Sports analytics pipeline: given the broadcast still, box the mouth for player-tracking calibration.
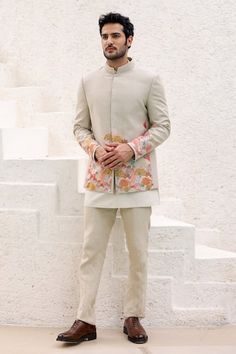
[106,47,116,51]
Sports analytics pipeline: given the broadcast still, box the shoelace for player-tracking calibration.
[131,317,140,328]
[71,319,80,328]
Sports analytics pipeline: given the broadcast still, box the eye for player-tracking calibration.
[112,33,121,38]
[101,34,108,40]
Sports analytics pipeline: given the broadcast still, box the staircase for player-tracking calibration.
[0,59,236,328]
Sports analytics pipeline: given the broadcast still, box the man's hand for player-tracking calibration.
[94,146,108,163]
[100,143,134,169]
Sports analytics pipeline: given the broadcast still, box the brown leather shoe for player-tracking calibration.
[123,317,148,344]
[56,319,96,344]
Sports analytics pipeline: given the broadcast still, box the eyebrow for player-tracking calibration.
[101,32,122,36]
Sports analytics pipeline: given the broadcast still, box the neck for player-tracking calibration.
[106,55,129,70]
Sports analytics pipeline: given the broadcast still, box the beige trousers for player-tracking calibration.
[76,206,152,325]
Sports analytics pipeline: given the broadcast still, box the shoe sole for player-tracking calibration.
[123,326,148,344]
[56,332,97,344]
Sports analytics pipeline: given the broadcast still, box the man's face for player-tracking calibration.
[101,23,133,60]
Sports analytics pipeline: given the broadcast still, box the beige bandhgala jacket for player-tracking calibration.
[73,58,171,194]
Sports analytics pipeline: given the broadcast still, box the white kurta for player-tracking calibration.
[84,189,160,208]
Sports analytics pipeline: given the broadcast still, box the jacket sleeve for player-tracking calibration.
[73,77,100,159]
[127,74,171,160]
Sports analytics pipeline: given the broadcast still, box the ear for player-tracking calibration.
[127,36,133,49]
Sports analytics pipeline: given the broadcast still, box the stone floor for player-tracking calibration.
[0,324,236,354]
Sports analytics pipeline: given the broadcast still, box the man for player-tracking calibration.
[57,12,170,345]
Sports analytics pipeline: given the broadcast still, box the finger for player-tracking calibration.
[100,151,117,162]
[105,143,119,148]
[112,162,123,170]
[97,151,107,159]
[106,160,122,169]
[97,157,107,164]
[104,145,115,152]
[102,156,120,167]
[105,142,119,146]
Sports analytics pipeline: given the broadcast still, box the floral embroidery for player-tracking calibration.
[103,168,112,176]
[128,130,153,160]
[113,152,153,193]
[119,178,130,191]
[85,159,112,192]
[80,136,99,158]
[83,132,155,193]
[85,182,96,191]
[115,169,127,178]
[104,133,127,143]
[142,176,153,188]
[135,168,147,176]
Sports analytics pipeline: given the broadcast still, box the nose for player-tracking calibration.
[106,35,114,46]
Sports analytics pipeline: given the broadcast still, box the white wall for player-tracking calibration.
[0,0,235,250]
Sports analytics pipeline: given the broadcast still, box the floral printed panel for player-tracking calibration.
[80,136,100,159]
[115,154,153,193]
[85,159,113,192]
[128,124,158,160]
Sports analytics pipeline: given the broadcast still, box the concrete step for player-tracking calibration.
[195,228,221,248]
[170,307,228,327]
[0,63,16,87]
[152,197,185,220]
[0,100,18,128]
[0,157,83,215]
[49,214,84,243]
[0,207,84,243]
[0,182,58,239]
[195,245,236,259]
[0,208,39,243]
[173,280,236,314]
[150,215,195,254]
[98,275,174,328]
[0,237,81,327]
[113,246,185,279]
[148,250,185,278]
[0,86,44,126]
[31,112,81,156]
[1,127,48,159]
[111,215,196,278]
[40,85,75,112]
[193,245,236,282]
[145,276,173,325]
[0,181,57,211]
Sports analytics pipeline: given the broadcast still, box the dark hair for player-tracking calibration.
[98,12,134,39]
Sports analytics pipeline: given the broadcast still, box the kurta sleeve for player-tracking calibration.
[73,77,100,159]
[127,74,171,160]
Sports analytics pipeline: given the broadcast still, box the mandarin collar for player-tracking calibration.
[105,57,134,74]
